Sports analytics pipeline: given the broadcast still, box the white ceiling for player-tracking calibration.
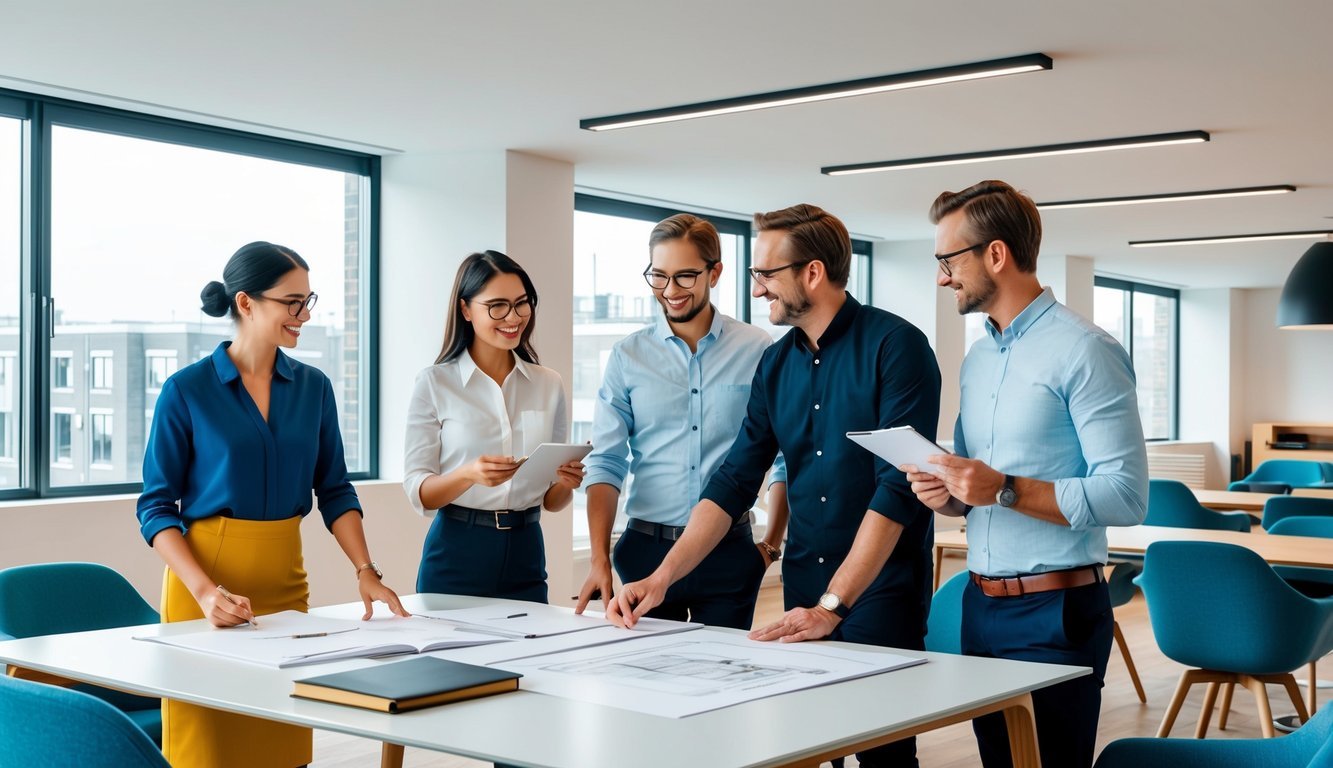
[4,0,1331,289]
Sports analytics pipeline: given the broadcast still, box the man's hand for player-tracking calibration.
[902,464,954,511]
[748,606,840,643]
[606,574,667,629]
[919,454,1005,508]
[574,559,613,615]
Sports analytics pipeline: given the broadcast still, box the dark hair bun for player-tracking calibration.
[200,280,231,317]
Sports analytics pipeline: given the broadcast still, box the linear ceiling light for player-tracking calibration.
[579,53,1052,131]
[1129,231,1333,248]
[1037,185,1295,210]
[821,130,1209,175]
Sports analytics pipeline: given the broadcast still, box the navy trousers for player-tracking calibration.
[416,508,548,604]
[612,521,766,630]
[961,577,1113,768]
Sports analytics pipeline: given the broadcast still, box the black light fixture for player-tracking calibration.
[1128,230,1333,248]
[821,130,1209,176]
[1037,185,1295,210]
[1277,240,1333,329]
[579,53,1052,131]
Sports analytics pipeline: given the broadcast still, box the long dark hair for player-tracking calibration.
[200,241,309,319]
[435,250,540,365]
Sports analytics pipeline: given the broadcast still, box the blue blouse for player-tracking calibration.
[136,342,361,545]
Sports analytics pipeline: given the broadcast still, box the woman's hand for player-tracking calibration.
[198,585,257,628]
[551,460,586,492]
[357,572,409,621]
[469,454,522,487]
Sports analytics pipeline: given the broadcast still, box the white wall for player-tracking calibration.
[1241,287,1333,429]
[1178,288,1244,486]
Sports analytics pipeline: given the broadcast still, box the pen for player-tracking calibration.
[254,628,359,640]
[216,584,259,628]
[504,613,527,619]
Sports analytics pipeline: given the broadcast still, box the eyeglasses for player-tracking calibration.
[254,292,318,317]
[748,260,811,284]
[642,265,712,291]
[471,299,534,320]
[934,243,986,277]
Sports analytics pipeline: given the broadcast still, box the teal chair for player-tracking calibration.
[1263,496,1333,530]
[1107,560,1148,703]
[924,570,968,654]
[1268,516,1333,719]
[0,563,161,745]
[1138,541,1333,739]
[1230,459,1333,493]
[0,674,168,768]
[1094,702,1333,767]
[1147,479,1252,531]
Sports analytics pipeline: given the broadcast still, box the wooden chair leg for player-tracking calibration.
[1244,675,1277,738]
[1159,670,1199,738]
[1311,661,1319,715]
[1279,673,1312,726]
[381,742,404,768]
[1113,621,1147,703]
[1195,681,1220,738]
[1218,682,1235,730]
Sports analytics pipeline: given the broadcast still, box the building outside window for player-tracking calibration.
[146,351,178,391]
[90,410,113,468]
[1093,277,1179,440]
[52,411,73,466]
[51,352,72,391]
[90,351,113,391]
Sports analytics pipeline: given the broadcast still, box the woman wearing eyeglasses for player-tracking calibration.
[404,250,584,604]
[137,241,408,768]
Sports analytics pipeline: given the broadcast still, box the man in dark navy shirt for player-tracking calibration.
[608,204,941,768]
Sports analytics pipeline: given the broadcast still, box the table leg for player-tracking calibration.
[933,545,943,591]
[1002,693,1042,768]
[381,742,404,768]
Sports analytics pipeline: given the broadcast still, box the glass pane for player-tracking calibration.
[0,116,20,491]
[48,126,370,488]
[1132,291,1177,440]
[1093,286,1129,349]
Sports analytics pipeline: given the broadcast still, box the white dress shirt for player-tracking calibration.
[403,349,568,517]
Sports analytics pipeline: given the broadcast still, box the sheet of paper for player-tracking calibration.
[845,426,950,470]
[435,616,704,666]
[414,602,609,638]
[495,628,927,718]
[511,442,593,486]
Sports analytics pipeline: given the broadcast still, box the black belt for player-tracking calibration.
[442,504,540,530]
[627,511,752,542]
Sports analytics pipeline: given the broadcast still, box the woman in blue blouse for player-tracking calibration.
[137,241,407,768]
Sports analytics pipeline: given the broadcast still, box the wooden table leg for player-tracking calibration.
[933,545,943,591]
[381,742,404,768]
[1002,693,1042,768]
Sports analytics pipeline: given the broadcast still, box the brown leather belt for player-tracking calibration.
[970,565,1104,598]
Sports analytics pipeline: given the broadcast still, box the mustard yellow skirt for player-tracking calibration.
[161,515,310,768]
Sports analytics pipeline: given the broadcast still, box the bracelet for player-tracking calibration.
[758,541,782,561]
[355,561,382,580]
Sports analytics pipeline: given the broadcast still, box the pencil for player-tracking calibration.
[216,584,259,628]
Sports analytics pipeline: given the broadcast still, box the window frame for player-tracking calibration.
[1094,275,1180,441]
[0,86,381,501]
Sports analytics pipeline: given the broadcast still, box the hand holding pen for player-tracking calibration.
[211,584,259,629]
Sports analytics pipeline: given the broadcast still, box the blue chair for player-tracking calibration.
[0,563,161,745]
[925,570,968,654]
[1094,702,1333,767]
[1107,560,1148,703]
[0,674,168,767]
[1230,459,1333,492]
[1147,479,1252,531]
[1264,496,1333,530]
[1269,516,1333,717]
[1139,541,1333,738]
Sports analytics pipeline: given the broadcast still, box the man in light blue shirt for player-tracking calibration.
[575,213,787,629]
[906,180,1147,768]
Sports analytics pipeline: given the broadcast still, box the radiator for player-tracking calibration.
[1147,451,1208,489]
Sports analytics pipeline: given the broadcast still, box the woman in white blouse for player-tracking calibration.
[404,251,584,602]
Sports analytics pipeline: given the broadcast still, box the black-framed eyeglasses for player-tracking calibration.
[934,243,986,277]
[471,298,534,321]
[748,260,811,284]
[254,292,318,317]
[642,265,713,291]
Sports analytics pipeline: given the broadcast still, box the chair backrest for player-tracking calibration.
[925,571,969,654]
[1244,459,1330,487]
[1139,541,1333,675]
[1263,496,1333,530]
[0,675,168,768]
[0,562,158,639]
[1146,479,1251,531]
[1106,561,1143,608]
[1269,516,1333,540]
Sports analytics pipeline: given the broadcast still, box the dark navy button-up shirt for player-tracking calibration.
[702,295,941,593]
[136,342,361,545]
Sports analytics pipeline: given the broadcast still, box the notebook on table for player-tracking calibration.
[291,656,521,713]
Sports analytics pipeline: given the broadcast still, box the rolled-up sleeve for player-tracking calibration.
[313,376,361,529]
[1054,335,1149,530]
[583,349,632,491]
[137,379,191,546]
[402,370,443,517]
[867,326,942,525]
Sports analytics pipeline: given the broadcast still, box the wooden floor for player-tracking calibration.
[312,553,1329,766]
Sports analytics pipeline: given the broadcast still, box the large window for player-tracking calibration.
[1093,277,1178,440]
[0,88,378,499]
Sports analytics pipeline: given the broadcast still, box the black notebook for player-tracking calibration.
[292,656,521,713]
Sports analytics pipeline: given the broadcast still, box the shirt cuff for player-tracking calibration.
[141,516,186,547]
[702,484,756,522]
[317,494,362,530]
[582,468,625,492]
[1053,478,1091,531]
[868,485,918,527]
[403,473,434,518]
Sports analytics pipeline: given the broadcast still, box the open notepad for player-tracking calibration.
[136,611,509,668]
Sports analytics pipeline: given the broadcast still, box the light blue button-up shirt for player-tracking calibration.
[957,288,1148,576]
[584,309,785,526]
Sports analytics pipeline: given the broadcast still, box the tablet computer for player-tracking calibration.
[845,426,950,470]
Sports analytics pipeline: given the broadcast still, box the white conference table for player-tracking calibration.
[0,593,1085,768]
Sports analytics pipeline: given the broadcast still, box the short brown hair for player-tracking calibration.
[648,214,720,266]
[752,204,850,286]
[929,180,1042,273]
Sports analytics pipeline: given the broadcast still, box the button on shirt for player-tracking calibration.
[137,342,361,545]
[703,295,941,573]
[583,310,786,527]
[957,288,1149,577]
[403,350,568,516]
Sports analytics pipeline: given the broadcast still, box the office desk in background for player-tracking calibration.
[0,593,1085,768]
[1193,487,1333,511]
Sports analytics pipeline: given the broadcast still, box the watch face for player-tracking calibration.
[998,488,1017,507]
[818,593,839,611]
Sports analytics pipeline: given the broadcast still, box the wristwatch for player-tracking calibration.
[355,561,382,580]
[996,474,1018,508]
[758,541,782,562]
[817,591,850,619]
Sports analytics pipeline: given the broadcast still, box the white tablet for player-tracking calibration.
[512,442,593,485]
[845,426,950,470]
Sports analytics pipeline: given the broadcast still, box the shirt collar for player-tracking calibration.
[211,341,294,384]
[985,286,1057,343]
[459,348,530,384]
[796,292,859,352]
[655,305,724,344]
